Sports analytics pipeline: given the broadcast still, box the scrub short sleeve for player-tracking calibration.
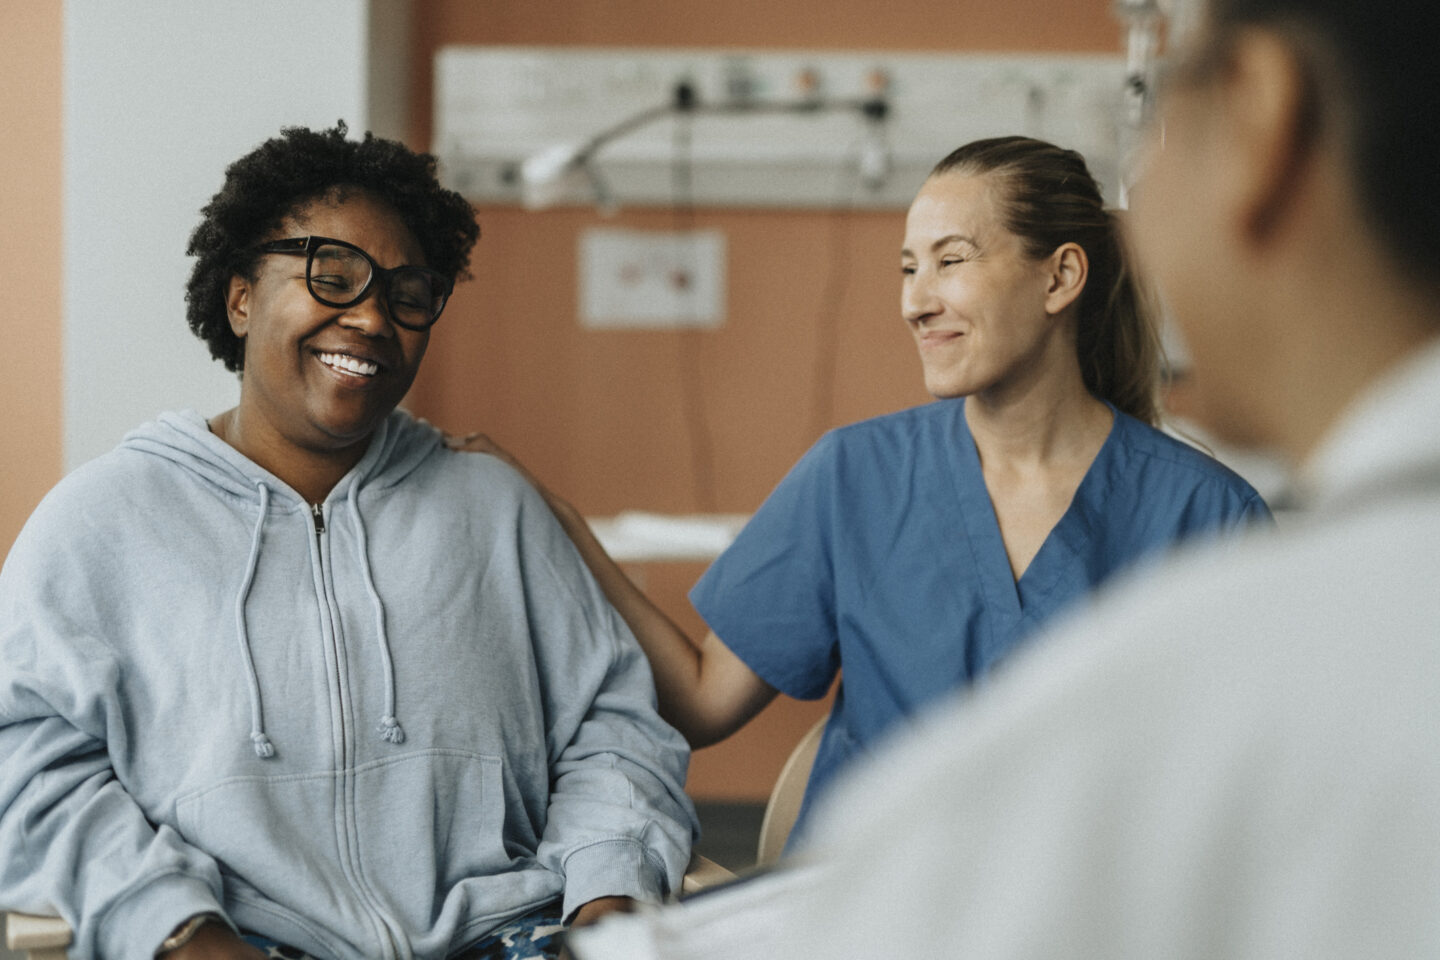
[690,435,841,700]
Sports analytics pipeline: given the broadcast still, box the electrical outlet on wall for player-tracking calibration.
[579,228,726,329]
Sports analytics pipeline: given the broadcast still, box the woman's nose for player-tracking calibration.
[902,273,941,325]
[337,287,395,337]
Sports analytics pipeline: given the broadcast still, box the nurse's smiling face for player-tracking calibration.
[225,190,431,463]
[901,172,1073,401]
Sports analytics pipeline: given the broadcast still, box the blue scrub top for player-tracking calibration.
[690,399,1271,839]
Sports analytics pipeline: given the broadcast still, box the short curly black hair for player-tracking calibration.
[185,122,480,372]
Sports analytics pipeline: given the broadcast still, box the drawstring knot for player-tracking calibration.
[350,483,406,748]
[234,479,405,759]
[378,715,406,744]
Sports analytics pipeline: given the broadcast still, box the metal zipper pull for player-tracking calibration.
[311,502,325,535]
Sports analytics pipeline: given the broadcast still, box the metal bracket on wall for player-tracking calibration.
[433,46,1128,209]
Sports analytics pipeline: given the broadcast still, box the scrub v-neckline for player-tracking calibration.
[948,400,1120,620]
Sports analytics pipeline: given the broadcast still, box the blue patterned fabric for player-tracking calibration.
[241,903,566,960]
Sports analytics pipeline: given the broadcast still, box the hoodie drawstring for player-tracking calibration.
[236,481,276,759]
[234,480,405,759]
[348,482,406,745]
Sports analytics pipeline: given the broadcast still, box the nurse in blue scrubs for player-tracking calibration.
[473,136,1271,843]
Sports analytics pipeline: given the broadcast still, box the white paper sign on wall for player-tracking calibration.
[579,228,726,329]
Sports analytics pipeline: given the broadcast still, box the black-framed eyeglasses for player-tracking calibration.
[255,235,454,331]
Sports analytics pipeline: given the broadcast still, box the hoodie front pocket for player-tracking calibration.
[174,750,517,943]
[349,750,529,930]
[175,769,360,939]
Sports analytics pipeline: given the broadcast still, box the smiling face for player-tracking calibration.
[225,190,431,466]
[901,172,1076,401]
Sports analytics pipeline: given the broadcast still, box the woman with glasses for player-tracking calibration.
[0,124,696,960]
[475,136,1272,848]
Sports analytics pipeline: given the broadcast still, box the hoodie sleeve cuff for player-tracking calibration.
[95,872,227,960]
[561,838,667,922]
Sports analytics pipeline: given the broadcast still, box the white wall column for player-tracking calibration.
[63,0,410,470]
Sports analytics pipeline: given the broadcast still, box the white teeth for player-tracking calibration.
[318,352,379,377]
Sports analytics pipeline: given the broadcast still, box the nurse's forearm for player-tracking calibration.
[537,494,715,735]
[538,491,777,747]
[542,493,699,683]
[459,433,777,745]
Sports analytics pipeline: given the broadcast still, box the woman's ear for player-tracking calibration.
[1221,28,1313,243]
[225,275,251,338]
[1044,242,1089,315]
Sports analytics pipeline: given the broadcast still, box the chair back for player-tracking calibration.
[755,716,827,866]
[4,910,72,960]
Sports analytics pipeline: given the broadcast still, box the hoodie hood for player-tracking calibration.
[119,407,443,510]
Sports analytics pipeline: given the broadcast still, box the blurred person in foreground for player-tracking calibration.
[568,0,1440,956]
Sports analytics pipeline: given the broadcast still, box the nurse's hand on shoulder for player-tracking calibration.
[447,431,543,489]
[446,431,586,531]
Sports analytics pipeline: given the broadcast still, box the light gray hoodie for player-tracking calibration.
[0,409,696,960]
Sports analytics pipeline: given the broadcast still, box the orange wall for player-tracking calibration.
[404,0,1125,801]
[406,1,1125,516]
[0,0,1126,806]
[0,5,64,558]
[0,1,1123,805]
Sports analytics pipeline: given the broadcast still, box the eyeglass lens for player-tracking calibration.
[309,242,445,328]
